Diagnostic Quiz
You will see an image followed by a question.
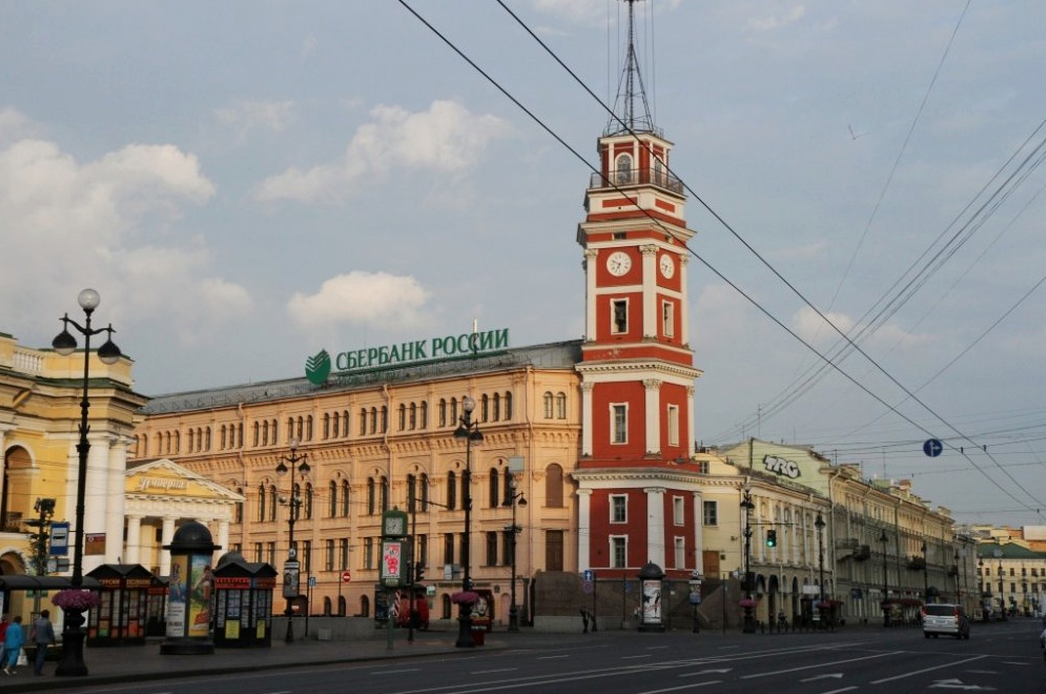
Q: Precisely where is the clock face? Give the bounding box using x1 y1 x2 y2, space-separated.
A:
606 251 632 276
660 254 675 278
385 516 405 535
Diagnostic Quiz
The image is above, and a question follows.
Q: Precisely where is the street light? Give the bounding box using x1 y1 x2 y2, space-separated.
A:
52 288 121 677
979 559 989 622
996 552 1007 621
739 484 755 633
276 439 310 643
815 512 826 627
953 549 961 604
453 395 482 648
504 478 526 632
879 529 890 628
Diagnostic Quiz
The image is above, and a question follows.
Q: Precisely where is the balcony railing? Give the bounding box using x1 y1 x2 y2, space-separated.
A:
589 168 684 195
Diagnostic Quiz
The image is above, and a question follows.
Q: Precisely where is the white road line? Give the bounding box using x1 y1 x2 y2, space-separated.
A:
871 655 989 684
623 654 652 659
372 668 421 675
741 651 899 679
821 688 858 694
637 681 722 693
537 654 569 660
473 668 517 674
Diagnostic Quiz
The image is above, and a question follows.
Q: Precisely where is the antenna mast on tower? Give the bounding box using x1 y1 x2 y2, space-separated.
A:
607 0 656 136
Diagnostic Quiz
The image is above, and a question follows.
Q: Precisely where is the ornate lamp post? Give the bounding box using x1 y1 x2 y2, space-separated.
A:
276 439 310 643
52 289 121 677
739 484 755 633
879 529 890 627
504 478 526 632
815 512 826 626
453 395 482 647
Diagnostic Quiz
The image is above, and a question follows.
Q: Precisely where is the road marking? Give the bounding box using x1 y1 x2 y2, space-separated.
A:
679 669 732 677
742 651 897 679
637 681 722 693
623 654 652 659
929 678 996 690
820 688 858 694
371 668 421 675
800 673 844 681
473 668 517 674
537 654 569 660
871 655 989 684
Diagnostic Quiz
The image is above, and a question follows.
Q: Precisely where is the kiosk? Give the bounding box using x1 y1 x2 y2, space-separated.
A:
160 521 220 655
86 564 163 646
212 552 277 648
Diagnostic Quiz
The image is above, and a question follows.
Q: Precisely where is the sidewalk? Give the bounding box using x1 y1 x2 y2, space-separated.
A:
4 629 483 693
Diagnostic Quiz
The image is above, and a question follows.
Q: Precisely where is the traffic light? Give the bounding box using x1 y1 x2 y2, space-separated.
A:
766 529 778 548
415 564 425 583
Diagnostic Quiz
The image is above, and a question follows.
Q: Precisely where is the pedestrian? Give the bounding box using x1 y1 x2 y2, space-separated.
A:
30 609 55 676
3 615 24 675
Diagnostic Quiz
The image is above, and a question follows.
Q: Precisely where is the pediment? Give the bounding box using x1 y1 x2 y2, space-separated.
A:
126 458 244 502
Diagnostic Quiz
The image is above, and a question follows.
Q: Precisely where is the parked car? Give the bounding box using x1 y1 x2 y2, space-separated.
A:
923 603 970 639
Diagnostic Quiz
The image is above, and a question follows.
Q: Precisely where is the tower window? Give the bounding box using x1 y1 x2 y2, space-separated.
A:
667 405 679 447
611 403 628 444
610 495 627 523
662 300 674 338
612 299 628 334
611 536 627 568
615 153 633 184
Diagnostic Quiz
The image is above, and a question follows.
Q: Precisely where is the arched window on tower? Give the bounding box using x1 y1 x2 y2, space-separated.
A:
616 153 633 184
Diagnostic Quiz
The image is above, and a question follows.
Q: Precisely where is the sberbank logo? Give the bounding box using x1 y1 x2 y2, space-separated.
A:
305 349 332 385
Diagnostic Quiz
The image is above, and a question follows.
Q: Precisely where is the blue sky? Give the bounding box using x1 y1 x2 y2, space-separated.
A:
3 1 1046 526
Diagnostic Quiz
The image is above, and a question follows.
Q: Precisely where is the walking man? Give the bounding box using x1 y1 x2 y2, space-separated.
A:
3 616 24 675
30 609 55 676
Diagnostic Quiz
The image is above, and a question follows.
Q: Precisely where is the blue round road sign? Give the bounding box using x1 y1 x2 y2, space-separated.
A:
923 438 943 457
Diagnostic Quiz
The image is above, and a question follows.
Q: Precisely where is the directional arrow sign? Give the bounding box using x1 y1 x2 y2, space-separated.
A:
923 438 944 457
930 680 995 691
800 674 844 682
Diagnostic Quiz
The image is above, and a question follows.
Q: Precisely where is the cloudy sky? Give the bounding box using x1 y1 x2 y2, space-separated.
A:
4 1 1046 527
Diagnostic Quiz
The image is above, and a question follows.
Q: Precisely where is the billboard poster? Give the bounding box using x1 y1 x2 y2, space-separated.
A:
642 579 662 624
381 540 404 587
166 555 188 637
187 555 213 636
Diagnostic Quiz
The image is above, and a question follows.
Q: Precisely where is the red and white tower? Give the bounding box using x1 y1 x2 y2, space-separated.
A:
574 0 704 581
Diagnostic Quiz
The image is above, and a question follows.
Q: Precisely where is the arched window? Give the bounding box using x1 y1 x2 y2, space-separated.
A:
481 394 489 422
438 399 447 427
287 418 294 441
503 468 513 506
489 468 500 509
370 407 378 434
420 474 429 511
450 397 459 425
556 392 567 419
268 485 278 521
420 402 428 429
258 484 266 522
271 420 278 443
409 403 417 430
543 392 553 419
380 476 389 512
253 422 260 447
616 153 633 184
447 472 457 510
341 480 350 516
367 478 376 515
360 595 370 618
493 393 500 421
342 410 349 437
323 413 330 439
545 464 564 508
360 408 368 433
323 596 332 616
297 416 304 441
338 595 347 616
329 481 338 517
262 421 269 446
306 415 313 441
236 487 243 524
505 392 513 420
398 404 406 431
380 406 388 433
407 474 417 511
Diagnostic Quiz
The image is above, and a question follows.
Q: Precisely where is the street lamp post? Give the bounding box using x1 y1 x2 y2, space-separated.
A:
921 542 929 604
815 513 826 628
276 440 310 643
879 529 890 627
453 395 482 648
953 550 961 604
52 289 121 677
740 485 755 633
997 555 1007 621
504 479 526 632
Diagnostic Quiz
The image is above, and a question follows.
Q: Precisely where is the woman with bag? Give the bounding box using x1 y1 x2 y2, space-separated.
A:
2 615 24 675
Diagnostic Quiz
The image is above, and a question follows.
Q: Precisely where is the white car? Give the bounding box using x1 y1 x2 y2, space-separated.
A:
923 603 970 639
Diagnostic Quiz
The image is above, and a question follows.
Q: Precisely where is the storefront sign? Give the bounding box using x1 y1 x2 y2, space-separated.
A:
305 328 510 384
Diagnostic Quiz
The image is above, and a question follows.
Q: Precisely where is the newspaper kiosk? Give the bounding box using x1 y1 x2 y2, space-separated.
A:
213 552 276 648
86 564 162 646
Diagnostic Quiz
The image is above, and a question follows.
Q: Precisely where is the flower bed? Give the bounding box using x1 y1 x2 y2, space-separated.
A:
52 589 101 611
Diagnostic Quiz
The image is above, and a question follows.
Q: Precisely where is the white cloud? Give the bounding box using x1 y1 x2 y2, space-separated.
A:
287 272 432 330
256 100 513 204
747 5 806 31
214 100 296 140
793 305 854 345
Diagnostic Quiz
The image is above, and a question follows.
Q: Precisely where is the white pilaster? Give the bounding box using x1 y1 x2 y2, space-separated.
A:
577 489 592 570
686 386 696 457
644 487 666 567
580 383 595 457
643 379 661 455
160 516 177 576
105 437 128 563
125 515 143 564
641 245 658 338
680 255 691 345
584 249 598 341
691 491 703 573
84 434 109 574
218 520 230 554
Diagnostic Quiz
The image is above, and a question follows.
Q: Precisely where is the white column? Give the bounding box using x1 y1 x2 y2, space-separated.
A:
584 249 598 341
691 491 704 573
580 383 595 457
217 520 230 555
644 487 666 567
577 489 592 570
84 434 109 574
686 386 696 457
125 515 143 564
105 437 128 563
160 517 177 576
680 255 691 345
643 379 661 456
641 245 658 338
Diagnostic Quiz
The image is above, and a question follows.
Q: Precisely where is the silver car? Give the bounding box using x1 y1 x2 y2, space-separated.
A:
923 603 971 639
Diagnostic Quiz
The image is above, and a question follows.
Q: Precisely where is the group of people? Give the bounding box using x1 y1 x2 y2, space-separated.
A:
0 610 57 676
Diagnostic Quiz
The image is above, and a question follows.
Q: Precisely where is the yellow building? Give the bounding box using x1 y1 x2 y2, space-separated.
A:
131 336 582 624
0 331 146 618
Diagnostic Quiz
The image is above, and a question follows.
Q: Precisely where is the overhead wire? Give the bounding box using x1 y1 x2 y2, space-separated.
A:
396 0 1045 518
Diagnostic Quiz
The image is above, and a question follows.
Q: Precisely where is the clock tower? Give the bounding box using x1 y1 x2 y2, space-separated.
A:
573 0 704 582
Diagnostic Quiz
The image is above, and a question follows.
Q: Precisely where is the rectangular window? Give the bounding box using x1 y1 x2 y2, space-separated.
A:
612 299 628 334
674 537 685 568
611 536 627 568
419 534 428 567
339 538 349 570
703 500 718 526
673 497 684 526
611 494 627 523
662 300 674 337
667 405 679 447
266 542 276 565
325 539 335 571
611 404 628 444
364 537 374 570
546 530 564 571
486 531 498 566
444 533 455 566
254 542 263 563
302 540 312 573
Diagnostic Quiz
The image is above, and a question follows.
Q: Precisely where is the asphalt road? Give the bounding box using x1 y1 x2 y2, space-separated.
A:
40 619 1046 694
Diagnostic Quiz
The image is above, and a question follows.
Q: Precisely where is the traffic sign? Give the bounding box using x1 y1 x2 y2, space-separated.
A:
341 570 352 583
583 569 595 582
923 438 943 457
